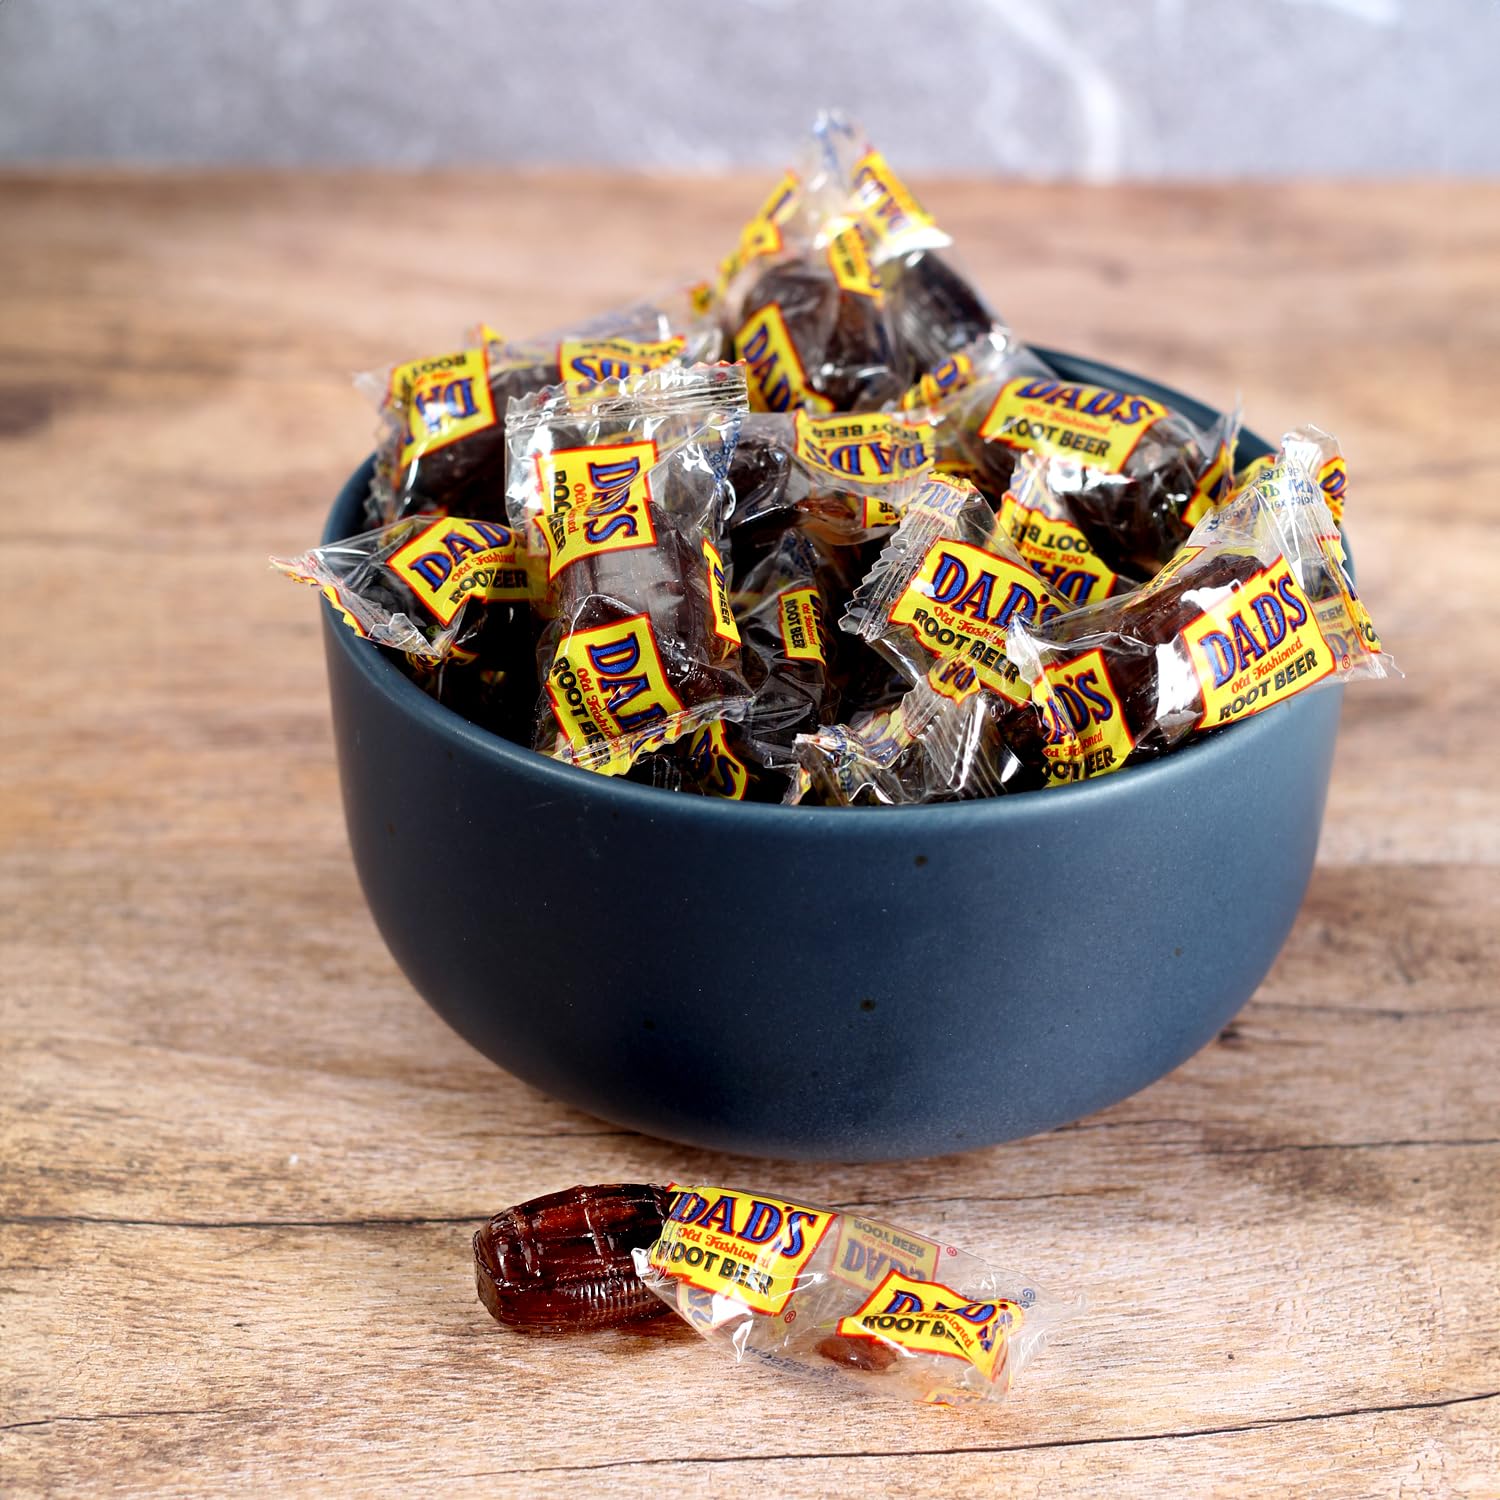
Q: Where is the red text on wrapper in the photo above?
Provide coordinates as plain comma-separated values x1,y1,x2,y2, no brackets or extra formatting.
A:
834,1269,1022,1382
545,614,684,773
387,517,530,625
888,539,1056,703
647,1186,834,1317
979,378,1167,472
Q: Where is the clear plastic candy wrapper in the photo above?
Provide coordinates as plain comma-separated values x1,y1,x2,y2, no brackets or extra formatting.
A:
993,441,1394,787
505,362,754,775
789,699,929,807
841,472,1068,709
271,514,531,662
716,118,908,414
274,111,1396,811
726,408,937,557
732,526,840,765
634,1183,1079,1405
921,331,1237,580
360,291,719,527
821,112,1011,378
1233,422,1348,528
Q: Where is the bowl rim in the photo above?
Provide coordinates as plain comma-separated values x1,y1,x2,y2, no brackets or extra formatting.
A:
322,345,1344,821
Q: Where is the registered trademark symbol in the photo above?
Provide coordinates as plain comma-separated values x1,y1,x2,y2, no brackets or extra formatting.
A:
945,1245,957,1256
784,1309,797,1323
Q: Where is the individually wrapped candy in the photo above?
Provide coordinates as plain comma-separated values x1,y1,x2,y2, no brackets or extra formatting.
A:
996,415,1240,602
717,119,907,414
634,1183,1078,1405
362,293,719,527
841,473,1068,709
505,363,754,775
998,437,1394,787
906,671,1051,800
788,699,929,807
821,112,1010,378
1233,423,1348,527
923,335,1234,578
360,342,511,526
732,525,841,765
475,289,721,424
271,513,532,662
725,408,937,556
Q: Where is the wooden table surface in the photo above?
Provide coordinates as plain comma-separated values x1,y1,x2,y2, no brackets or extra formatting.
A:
2,173,1496,1497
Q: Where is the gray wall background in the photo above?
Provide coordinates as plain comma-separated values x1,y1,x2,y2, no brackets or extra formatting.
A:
1,0,1495,177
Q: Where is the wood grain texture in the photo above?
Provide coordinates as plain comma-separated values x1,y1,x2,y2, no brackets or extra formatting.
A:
1,173,1496,1498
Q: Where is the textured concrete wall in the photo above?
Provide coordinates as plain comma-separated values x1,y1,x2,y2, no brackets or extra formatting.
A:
0,0,1493,176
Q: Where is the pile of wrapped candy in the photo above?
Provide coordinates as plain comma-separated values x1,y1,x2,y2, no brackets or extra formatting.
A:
275,112,1394,805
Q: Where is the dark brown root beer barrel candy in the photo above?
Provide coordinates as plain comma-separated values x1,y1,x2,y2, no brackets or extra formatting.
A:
1002,442,1394,788
362,295,719,526
716,118,909,415
271,513,533,662
506,363,754,775
926,337,1235,581
475,1184,673,1333
840,136,1006,376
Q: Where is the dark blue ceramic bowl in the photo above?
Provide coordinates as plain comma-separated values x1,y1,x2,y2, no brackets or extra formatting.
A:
320,349,1342,1162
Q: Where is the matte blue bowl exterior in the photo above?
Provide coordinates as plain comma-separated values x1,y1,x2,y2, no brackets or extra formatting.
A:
320,349,1342,1162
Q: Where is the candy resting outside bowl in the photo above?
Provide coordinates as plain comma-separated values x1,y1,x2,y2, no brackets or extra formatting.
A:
318,349,1342,1163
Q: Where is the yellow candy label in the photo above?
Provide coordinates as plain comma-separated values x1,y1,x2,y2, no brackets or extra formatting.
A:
889,539,1053,704
1318,454,1348,526
535,440,660,578
1180,557,1335,729
703,538,740,645
735,304,834,415
545,614,684,775
998,491,1122,607
1183,440,1234,527
648,1186,835,1317
1237,450,1346,525
717,171,800,293
1313,589,1382,664
854,700,917,764
320,583,367,637
926,654,981,702
830,1216,942,1293
834,1270,1021,1382
556,336,685,393
825,223,881,302
386,517,531,625
684,720,750,800
851,150,936,250
979,377,1169,473
794,411,934,486
1033,647,1136,784
391,348,497,470
778,586,825,663
902,351,977,411
688,280,715,317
